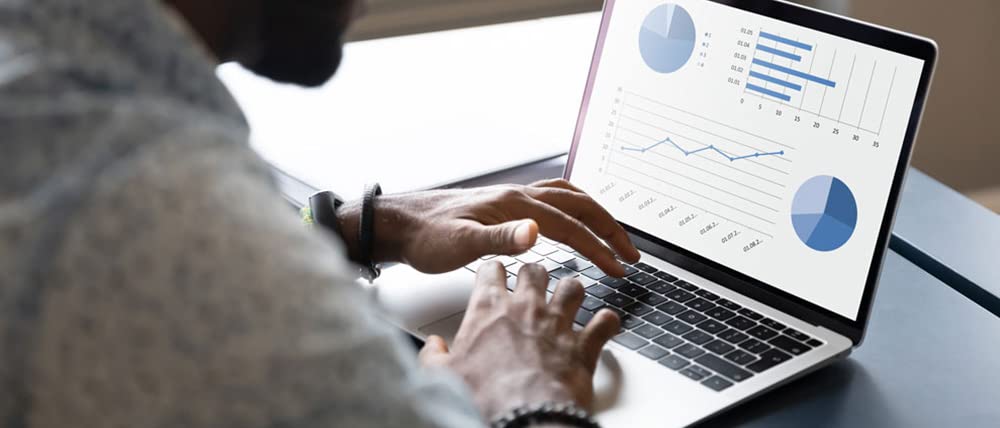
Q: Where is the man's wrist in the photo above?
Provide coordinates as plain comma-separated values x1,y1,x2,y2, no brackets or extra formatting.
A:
336,195,411,264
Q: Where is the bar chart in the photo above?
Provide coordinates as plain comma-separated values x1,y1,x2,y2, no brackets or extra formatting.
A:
740,28,900,136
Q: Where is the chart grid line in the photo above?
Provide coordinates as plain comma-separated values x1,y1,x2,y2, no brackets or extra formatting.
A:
615,124,789,186
606,169,776,238
616,135,785,199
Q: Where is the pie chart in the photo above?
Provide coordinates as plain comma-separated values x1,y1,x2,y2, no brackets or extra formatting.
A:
791,176,858,252
639,4,697,74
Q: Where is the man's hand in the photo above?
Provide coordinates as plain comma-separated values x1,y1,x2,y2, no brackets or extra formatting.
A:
418,262,620,419
337,179,640,277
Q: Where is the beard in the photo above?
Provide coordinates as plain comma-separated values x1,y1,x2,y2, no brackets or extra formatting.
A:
242,1,354,87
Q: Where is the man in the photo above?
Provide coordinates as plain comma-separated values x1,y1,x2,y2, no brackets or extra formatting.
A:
0,0,642,426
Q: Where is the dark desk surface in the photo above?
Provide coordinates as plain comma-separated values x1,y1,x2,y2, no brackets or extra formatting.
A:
276,157,999,427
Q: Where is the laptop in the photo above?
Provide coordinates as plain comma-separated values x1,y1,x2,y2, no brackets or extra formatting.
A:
373,0,936,426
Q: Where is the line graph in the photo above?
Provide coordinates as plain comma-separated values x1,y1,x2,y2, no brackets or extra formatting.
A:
621,136,785,162
599,89,795,239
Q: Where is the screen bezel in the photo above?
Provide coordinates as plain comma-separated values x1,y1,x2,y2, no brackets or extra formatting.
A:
564,0,938,344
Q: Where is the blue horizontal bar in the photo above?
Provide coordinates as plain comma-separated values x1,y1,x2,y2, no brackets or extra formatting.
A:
759,31,813,51
746,83,792,101
756,44,802,62
749,71,802,91
752,58,837,88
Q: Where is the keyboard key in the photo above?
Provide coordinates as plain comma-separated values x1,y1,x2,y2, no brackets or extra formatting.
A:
494,256,519,266
739,338,772,354
685,298,716,312
539,259,563,273
724,349,758,365
633,262,658,273
618,283,647,297
657,301,688,315
622,265,640,277
725,316,756,331
642,311,672,326
571,251,590,262
677,310,708,325
556,243,576,253
548,251,576,264
697,320,728,335
620,315,646,330
531,243,558,256
769,335,813,356
695,354,754,382
515,253,545,264
550,267,579,280
679,367,709,381
704,340,736,355
612,332,647,350
574,309,594,326
705,307,737,321
674,280,698,291
747,325,779,341
506,262,525,276
695,290,720,301
633,324,665,339
629,272,657,285
639,293,667,306
738,308,764,320
624,302,654,316
784,328,812,343
654,271,679,282
702,376,734,392
639,345,670,360
686,365,713,379
761,318,786,331
480,254,498,260
580,266,607,280
653,333,685,349
581,296,605,311
599,277,628,289
664,320,694,335
806,338,824,347
675,343,706,358
563,258,594,273
747,349,793,373
585,284,614,298
682,330,713,346
716,298,742,311
718,329,750,345
648,280,676,295
603,293,634,308
547,277,559,292
665,289,695,303
658,355,690,370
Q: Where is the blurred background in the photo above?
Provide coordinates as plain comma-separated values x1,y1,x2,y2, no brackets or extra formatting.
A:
346,0,998,212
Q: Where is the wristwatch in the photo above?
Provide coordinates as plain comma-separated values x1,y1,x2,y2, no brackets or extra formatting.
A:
306,188,382,282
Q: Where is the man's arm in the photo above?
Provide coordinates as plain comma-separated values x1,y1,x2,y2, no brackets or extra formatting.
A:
27,120,483,427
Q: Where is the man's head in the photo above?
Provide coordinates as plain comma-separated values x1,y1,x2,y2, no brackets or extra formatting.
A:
165,0,362,87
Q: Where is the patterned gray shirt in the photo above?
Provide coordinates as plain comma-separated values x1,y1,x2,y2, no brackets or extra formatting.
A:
0,0,482,426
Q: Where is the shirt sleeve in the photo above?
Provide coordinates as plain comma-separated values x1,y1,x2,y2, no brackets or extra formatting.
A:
26,116,484,428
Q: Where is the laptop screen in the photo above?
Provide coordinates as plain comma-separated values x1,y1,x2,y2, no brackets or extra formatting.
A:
567,0,926,321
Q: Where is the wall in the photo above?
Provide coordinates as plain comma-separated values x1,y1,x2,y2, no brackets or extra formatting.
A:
851,0,1000,194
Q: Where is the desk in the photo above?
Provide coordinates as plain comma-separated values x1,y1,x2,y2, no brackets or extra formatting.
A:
277,157,1000,426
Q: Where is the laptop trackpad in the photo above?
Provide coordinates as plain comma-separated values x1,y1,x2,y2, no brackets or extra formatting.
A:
418,311,466,343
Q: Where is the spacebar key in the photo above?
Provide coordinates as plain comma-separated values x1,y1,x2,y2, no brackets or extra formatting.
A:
695,354,754,382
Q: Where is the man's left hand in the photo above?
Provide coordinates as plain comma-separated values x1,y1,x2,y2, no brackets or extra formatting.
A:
336,179,641,277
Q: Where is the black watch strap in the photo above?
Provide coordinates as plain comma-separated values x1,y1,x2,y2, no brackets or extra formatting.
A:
358,183,383,280
309,191,345,238
490,401,600,428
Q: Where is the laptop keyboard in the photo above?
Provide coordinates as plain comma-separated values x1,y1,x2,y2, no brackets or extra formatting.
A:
465,237,825,392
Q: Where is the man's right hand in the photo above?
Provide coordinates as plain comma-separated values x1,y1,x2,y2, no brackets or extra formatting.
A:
418,262,621,421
